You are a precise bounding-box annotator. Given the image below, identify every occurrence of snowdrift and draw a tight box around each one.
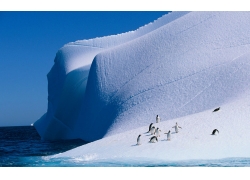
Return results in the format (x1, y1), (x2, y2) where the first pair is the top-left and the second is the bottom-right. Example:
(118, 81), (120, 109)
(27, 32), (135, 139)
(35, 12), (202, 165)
(35, 11), (250, 152)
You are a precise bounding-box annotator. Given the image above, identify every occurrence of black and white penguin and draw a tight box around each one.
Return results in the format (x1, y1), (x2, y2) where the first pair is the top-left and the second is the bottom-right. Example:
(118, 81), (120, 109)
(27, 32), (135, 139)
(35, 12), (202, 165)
(155, 127), (161, 137)
(165, 130), (171, 141)
(149, 136), (158, 143)
(147, 123), (154, 133)
(150, 126), (156, 135)
(213, 107), (220, 112)
(137, 134), (141, 145)
(156, 115), (160, 123)
(211, 129), (219, 135)
(172, 122), (182, 133)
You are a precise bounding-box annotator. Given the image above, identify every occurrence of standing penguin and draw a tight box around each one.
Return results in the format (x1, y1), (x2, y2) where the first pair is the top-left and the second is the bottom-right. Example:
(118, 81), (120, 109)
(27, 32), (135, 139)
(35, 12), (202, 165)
(150, 126), (156, 135)
(149, 136), (158, 143)
(137, 134), (142, 145)
(156, 115), (160, 123)
(165, 130), (171, 141)
(211, 129), (219, 135)
(147, 123), (154, 133)
(155, 128), (161, 137)
(172, 122), (182, 133)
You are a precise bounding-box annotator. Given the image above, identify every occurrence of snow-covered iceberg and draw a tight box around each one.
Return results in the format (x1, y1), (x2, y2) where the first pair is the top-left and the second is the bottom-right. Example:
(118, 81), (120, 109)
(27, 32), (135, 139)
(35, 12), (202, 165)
(35, 12), (250, 161)
(34, 11), (190, 141)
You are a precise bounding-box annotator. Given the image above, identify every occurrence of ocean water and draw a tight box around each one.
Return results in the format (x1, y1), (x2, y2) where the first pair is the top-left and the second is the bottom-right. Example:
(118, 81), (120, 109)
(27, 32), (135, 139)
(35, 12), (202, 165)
(0, 126), (87, 167)
(1, 126), (250, 167)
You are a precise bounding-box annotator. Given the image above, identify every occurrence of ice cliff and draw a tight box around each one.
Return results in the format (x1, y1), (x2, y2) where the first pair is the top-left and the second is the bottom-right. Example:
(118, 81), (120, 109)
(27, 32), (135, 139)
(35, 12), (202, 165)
(34, 12), (250, 143)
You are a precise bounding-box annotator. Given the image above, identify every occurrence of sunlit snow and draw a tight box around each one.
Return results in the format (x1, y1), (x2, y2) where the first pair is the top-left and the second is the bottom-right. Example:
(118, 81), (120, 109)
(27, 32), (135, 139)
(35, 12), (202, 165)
(35, 12), (250, 161)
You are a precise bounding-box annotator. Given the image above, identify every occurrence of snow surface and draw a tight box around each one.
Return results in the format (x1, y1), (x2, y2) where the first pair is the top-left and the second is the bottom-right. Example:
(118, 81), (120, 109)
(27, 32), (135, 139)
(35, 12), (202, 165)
(53, 90), (250, 161)
(35, 11), (250, 161)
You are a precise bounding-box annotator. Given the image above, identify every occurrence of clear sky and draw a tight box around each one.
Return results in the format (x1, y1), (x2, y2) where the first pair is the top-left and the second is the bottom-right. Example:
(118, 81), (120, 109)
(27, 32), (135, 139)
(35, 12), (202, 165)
(0, 11), (169, 127)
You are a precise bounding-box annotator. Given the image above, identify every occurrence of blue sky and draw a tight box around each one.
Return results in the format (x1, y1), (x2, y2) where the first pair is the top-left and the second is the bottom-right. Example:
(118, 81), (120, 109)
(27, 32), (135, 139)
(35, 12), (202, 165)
(0, 11), (169, 126)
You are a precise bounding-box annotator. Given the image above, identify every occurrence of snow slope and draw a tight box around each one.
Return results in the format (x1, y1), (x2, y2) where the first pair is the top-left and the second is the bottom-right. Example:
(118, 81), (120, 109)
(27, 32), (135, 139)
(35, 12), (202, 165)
(35, 11), (250, 165)
(74, 12), (250, 142)
(53, 89), (250, 161)
(52, 50), (250, 162)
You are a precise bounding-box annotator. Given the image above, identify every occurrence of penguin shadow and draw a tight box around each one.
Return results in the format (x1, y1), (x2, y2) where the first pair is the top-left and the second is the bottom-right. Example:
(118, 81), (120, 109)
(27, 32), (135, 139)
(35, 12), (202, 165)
(131, 144), (139, 147)
(171, 132), (177, 134)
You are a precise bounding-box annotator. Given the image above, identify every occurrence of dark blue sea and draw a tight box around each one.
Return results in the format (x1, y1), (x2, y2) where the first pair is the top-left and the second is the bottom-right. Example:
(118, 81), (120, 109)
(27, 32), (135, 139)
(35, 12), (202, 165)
(0, 126), (87, 167)
(1, 126), (250, 167)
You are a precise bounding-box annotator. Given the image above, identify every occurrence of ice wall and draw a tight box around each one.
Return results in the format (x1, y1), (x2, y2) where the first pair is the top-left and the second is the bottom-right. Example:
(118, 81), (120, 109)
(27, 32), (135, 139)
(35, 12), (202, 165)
(35, 12), (250, 142)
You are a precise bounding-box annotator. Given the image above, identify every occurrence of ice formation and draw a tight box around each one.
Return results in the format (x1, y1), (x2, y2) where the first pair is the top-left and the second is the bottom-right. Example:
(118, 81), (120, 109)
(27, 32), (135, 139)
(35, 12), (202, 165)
(34, 11), (250, 158)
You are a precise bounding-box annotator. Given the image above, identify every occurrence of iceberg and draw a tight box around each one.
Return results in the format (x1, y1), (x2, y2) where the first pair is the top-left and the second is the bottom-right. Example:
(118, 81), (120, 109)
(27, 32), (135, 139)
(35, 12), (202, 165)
(35, 12), (250, 161)
(34, 11), (190, 141)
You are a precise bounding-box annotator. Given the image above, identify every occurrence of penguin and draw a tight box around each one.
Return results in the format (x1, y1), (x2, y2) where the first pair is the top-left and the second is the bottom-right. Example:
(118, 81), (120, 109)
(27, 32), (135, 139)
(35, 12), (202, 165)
(155, 127), (161, 137)
(164, 130), (171, 141)
(213, 107), (220, 112)
(211, 129), (219, 135)
(150, 126), (156, 135)
(149, 136), (158, 143)
(172, 122), (182, 133)
(156, 115), (160, 123)
(147, 123), (154, 133)
(137, 134), (141, 145)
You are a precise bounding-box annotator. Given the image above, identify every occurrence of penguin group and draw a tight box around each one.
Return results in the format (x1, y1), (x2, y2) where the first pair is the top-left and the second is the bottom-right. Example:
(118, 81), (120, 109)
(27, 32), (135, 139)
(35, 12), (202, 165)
(136, 106), (222, 145)
(136, 115), (183, 145)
